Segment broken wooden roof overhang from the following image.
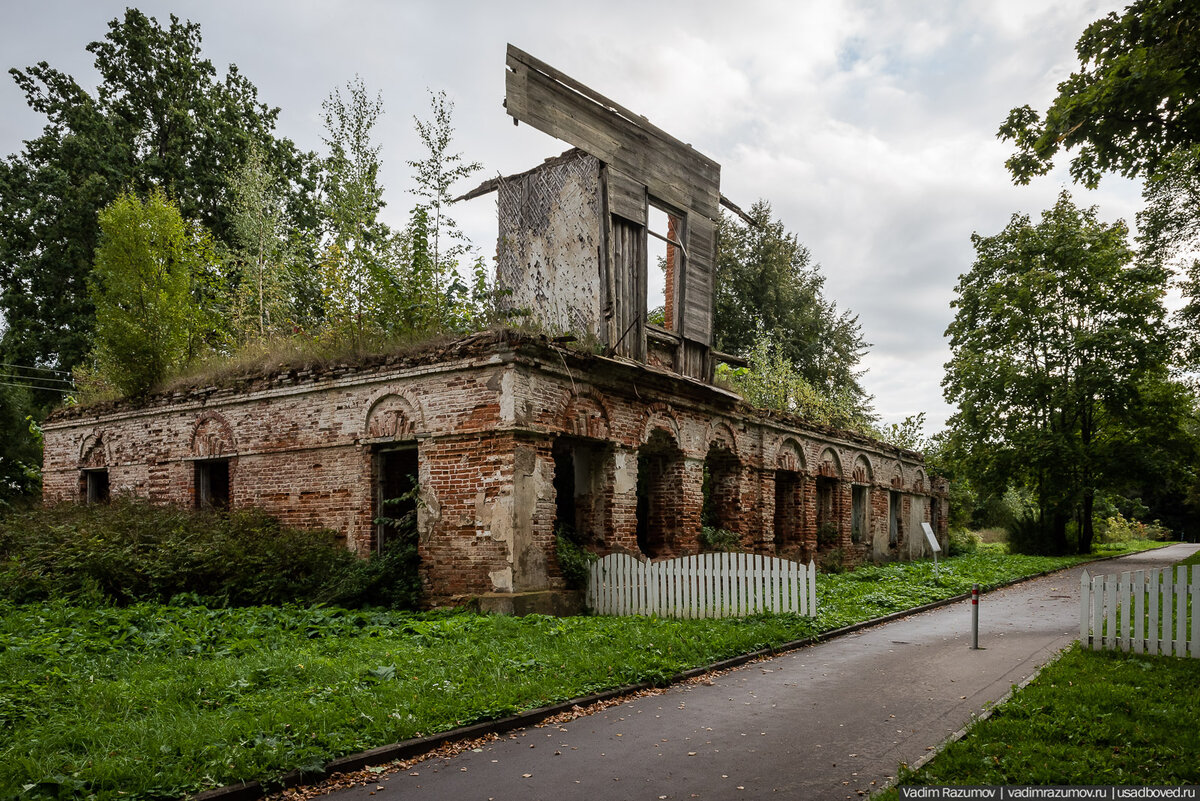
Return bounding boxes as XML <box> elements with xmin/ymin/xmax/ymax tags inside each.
<box><xmin>455</xmin><ymin>46</ymin><xmax>756</xmax><ymax>228</ymax></box>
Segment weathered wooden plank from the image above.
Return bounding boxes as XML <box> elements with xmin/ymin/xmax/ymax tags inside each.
<box><xmin>681</xmin><ymin>213</ymin><xmax>715</xmax><ymax>343</ymax></box>
<box><xmin>1120</xmin><ymin>571</ymin><xmax>1132</xmax><ymax>651</ymax></box>
<box><xmin>1134</xmin><ymin>570</ymin><xmax>1145</xmax><ymax>654</ymax></box>
<box><xmin>1093</xmin><ymin>574</ymin><xmax>1104</xmax><ymax>651</ymax></box>
<box><xmin>1105</xmin><ymin>575</ymin><xmax>1117</xmax><ymax>650</ymax></box>
<box><xmin>1190</xmin><ymin>567</ymin><xmax>1199</xmax><ymax>658</ymax></box>
<box><xmin>607</xmin><ymin>168</ymin><xmax>647</xmax><ymax>224</ymax></box>
<box><xmin>610</xmin><ymin>218</ymin><xmax>646</xmax><ymax>361</ymax></box>
<box><xmin>506</xmin><ymin>47</ymin><xmax>720</xmax><ymax>219</ymax></box>
<box><xmin>1176</xmin><ymin>566</ymin><xmax>1187</xmax><ymax>657</ymax></box>
<box><xmin>1080</xmin><ymin>571</ymin><xmax>1090</xmax><ymax>645</ymax></box>
<box><xmin>1149</xmin><ymin>569</ymin><xmax>1160</xmax><ymax>655</ymax></box>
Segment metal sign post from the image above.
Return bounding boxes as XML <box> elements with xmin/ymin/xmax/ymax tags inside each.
<box><xmin>971</xmin><ymin>583</ymin><xmax>981</xmax><ymax>650</ymax></box>
<box><xmin>922</xmin><ymin>522</ymin><xmax>941</xmax><ymax>579</ymax></box>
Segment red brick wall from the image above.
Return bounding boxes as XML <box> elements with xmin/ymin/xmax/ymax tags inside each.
<box><xmin>42</xmin><ymin>336</ymin><xmax>947</xmax><ymax>600</ymax></box>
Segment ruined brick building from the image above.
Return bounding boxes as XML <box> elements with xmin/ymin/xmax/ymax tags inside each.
<box><xmin>41</xmin><ymin>46</ymin><xmax>947</xmax><ymax>608</ymax></box>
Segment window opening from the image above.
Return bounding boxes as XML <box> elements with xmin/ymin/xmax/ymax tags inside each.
<box><xmin>83</xmin><ymin>469</ymin><xmax>110</xmax><ymax>505</ymax></box>
<box><xmin>636</xmin><ymin>429</ymin><xmax>683</xmax><ymax>559</ymax></box>
<box><xmin>646</xmin><ymin>202</ymin><xmax>684</xmax><ymax>330</ymax></box>
<box><xmin>851</xmin><ymin>485</ymin><xmax>868</xmax><ymax>544</ymax></box>
<box><xmin>195</xmin><ymin>459</ymin><xmax>230</xmax><ymax>510</ymax></box>
<box><xmin>889</xmin><ymin>490</ymin><xmax>902</xmax><ymax>546</ymax></box>
<box><xmin>701</xmin><ymin>445</ymin><xmax>740</xmax><ymax>548</ymax></box>
<box><xmin>375</xmin><ymin>447</ymin><xmax>418</xmax><ymax>554</ymax></box>
<box><xmin>816</xmin><ymin>477</ymin><xmax>838</xmax><ymax>550</ymax></box>
<box><xmin>552</xmin><ymin>439</ymin><xmax>577</xmax><ymax>538</ymax></box>
<box><xmin>773</xmin><ymin>470</ymin><xmax>802</xmax><ymax>552</ymax></box>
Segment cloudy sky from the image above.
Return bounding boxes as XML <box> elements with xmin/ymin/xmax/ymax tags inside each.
<box><xmin>0</xmin><ymin>0</ymin><xmax>1143</xmax><ymax>431</ymax></box>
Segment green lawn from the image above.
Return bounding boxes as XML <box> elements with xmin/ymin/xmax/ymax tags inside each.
<box><xmin>879</xmin><ymin>542</ymin><xmax>1198</xmax><ymax>795</ymax></box>
<box><xmin>0</xmin><ymin>542</ymin><xmax>1166</xmax><ymax>800</ymax></box>
<box><xmin>879</xmin><ymin>644</ymin><xmax>1200</xmax><ymax>794</ymax></box>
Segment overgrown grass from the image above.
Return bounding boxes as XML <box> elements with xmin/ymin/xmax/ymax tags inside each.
<box><xmin>878</xmin><ymin>644</ymin><xmax>1200</xmax><ymax>793</ymax></box>
<box><xmin>0</xmin><ymin>542</ymin><xmax>1163</xmax><ymax>800</ymax></box>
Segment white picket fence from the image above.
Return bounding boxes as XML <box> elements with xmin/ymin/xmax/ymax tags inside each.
<box><xmin>1080</xmin><ymin>565</ymin><xmax>1199</xmax><ymax>657</ymax></box>
<box><xmin>586</xmin><ymin>551</ymin><xmax>817</xmax><ymax>619</ymax></box>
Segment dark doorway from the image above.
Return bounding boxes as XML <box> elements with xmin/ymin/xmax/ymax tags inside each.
<box><xmin>195</xmin><ymin>459</ymin><xmax>230</xmax><ymax>510</ymax></box>
<box><xmin>83</xmin><ymin>469</ymin><xmax>110</xmax><ymax>505</ymax></box>
<box><xmin>773</xmin><ymin>470</ymin><xmax>802</xmax><ymax>551</ymax></box>
<box><xmin>375</xmin><ymin>447</ymin><xmax>418</xmax><ymax>553</ymax></box>
<box><xmin>816</xmin><ymin>477</ymin><xmax>838</xmax><ymax>550</ymax></box>
<box><xmin>852</xmin><ymin>485</ymin><xmax>868</xmax><ymax>544</ymax></box>
<box><xmin>636</xmin><ymin>429</ymin><xmax>683</xmax><ymax>558</ymax></box>
<box><xmin>701</xmin><ymin>445</ymin><xmax>740</xmax><ymax>536</ymax></box>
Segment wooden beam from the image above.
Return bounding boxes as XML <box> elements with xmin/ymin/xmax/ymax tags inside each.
<box><xmin>506</xmin><ymin>44</ymin><xmax>720</xmax><ymax>219</ymax></box>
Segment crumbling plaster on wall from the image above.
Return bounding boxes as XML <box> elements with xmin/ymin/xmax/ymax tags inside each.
<box><xmin>496</xmin><ymin>152</ymin><xmax>604</xmax><ymax>340</ymax></box>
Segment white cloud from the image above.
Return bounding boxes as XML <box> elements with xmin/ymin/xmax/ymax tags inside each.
<box><xmin>1</xmin><ymin>0</ymin><xmax>1144</xmax><ymax>436</ymax></box>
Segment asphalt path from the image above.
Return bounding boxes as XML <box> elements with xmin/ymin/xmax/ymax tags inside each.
<box><xmin>330</xmin><ymin>544</ymin><xmax>1199</xmax><ymax>801</ymax></box>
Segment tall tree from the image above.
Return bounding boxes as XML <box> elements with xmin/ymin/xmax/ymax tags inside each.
<box><xmin>317</xmin><ymin>77</ymin><xmax>392</xmax><ymax>346</ymax></box>
<box><xmin>944</xmin><ymin>192</ymin><xmax>1179</xmax><ymax>553</ymax></box>
<box><xmin>407</xmin><ymin>89</ymin><xmax>481</xmax><ymax>278</ymax></box>
<box><xmin>226</xmin><ymin>143</ymin><xmax>300</xmax><ymax>342</ymax></box>
<box><xmin>90</xmin><ymin>191</ymin><xmax>217</xmax><ymax>396</ymax></box>
<box><xmin>0</xmin><ymin>8</ymin><xmax>313</xmax><ymax>375</ymax></box>
<box><xmin>714</xmin><ymin>201</ymin><xmax>872</xmax><ymax>416</ymax></box>
<box><xmin>998</xmin><ymin>0</ymin><xmax>1200</xmax><ymax>188</ymax></box>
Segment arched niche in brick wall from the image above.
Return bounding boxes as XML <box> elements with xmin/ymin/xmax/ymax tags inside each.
<box><xmin>704</xmin><ymin>420</ymin><xmax>739</xmax><ymax>459</ymax></box>
<box><xmin>191</xmin><ymin>411</ymin><xmax>237</xmax><ymax>458</ymax></box>
<box><xmin>817</xmin><ymin>447</ymin><xmax>842</xmax><ymax>479</ymax></box>
<box><xmin>78</xmin><ymin>431</ymin><xmax>108</xmax><ymax>468</ymax></box>
<box><xmin>773</xmin><ymin>438</ymin><xmax>806</xmax><ymax>473</ymax></box>
<box><xmin>912</xmin><ymin>468</ymin><xmax>925</xmax><ymax>493</ymax></box>
<box><xmin>639</xmin><ymin>403</ymin><xmax>681</xmax><ymax>447</ymax></box>
<box><xmin>852</xmin><ymin>454</ymin><xmax>873</xmax><ymax>485</ymax></box>
<box><xmin>889</xmin><ymin>462</ymin><xmax>905</xmax><ymax>489</ymax></box>
<box><xmin>364</xmin><ymin>391</ymin><xmax>424</xmax><ymax>441</ymax></box>
<box><xmin>562</xmin><ymin>391</ymin><xmax>611</xmax><ymax>440</ymax></box>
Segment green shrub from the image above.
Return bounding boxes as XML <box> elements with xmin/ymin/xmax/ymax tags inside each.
<box><xmin>818</xmin><ymin>547</ymin><xmax>847</xmax><ymax>573</ymax></box>
<box><xmin>816</xmin><ymin>521</ymin><xmax>839</xmax><ymax>549</ymax></box>
<box><xmin>947</xmin><ymin>528</ymin><xmax>980</xmax><ymax>556</ymax></box>
<box><xmin>0</xmin><ymin>499</ymin><xmax>420</xmax><ymax>608</ymax></box>
<box><xmin>1095</xmin><ymin>513</ymin><xmax>1170</xmax><ymax>543</ymax></box>
<box><xmin>699</xmin><ymin>526</ymin><xmax>741</xmax><ymax>552</ymax></box>
<box><xmin>554</xmin><ymin>533</ymin><xmax>596</xmax><ymax>590</ymax></box>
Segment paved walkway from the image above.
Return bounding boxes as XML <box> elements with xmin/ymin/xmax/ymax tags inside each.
<box><xmin>330</xmin><ymin>544</ymin><xmax>1199</xmax><ymax>801</ymax></box>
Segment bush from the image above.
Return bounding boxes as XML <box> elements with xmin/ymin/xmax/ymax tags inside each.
<box><xmin>818</xmin><ymin>547</ymin><xmax>847</xmax><ymax>573</ymax></box>
<box><xmin>699</xmin><ymin>526</ymin><xmax>741</xmax><ymax>552</ymax></box>
<box><xmin>554</xmin><ymin>533</ymin><xmax>596</xmax><ymax>590</ymax></box>
<box><xmin>816</xmin><ymin>521</ymin><xmax>839</xmax><ymax>549</ymax></box>
<box><xmin>1095</xmin><ymin>513</ymin><xmax>1171</xmax><ymax>543</ymax></box>
<box><xmin>947</xmin><ymin>528</ymin><xmax>980</xmax><ymax>556</ymax></box>
<box><xmin>0</xmin><ymin>499</ymin><xmax>420</xmax><ymax>608</ymax></box>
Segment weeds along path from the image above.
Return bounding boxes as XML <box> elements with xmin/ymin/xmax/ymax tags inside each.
<box><xmin>316</xmin><ymin>543</ymin><xmax>1199</xmax><ymax>801</ymax></box>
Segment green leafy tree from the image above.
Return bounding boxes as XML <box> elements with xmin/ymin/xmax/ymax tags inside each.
<box><xmin>714</xmin><ymin>202</ymin><xmax>872</xmax><ymax>416</ymax></box>
<box><xmin>90</xmin><ymin>191</ymin><xmax>217</xmax><ymax>396</ymax></box>
<box><xmin>719</xmin><ymin>325</ymin><xmax>874</xmax><ymax>432</ymax></box>
<box><xmin>0</xmin><ymin>8</ymin><xmax>314</xmax><ymax>377</ymax></box>
<box><xmin>407</xmin><ymin>90</ymin><xmax>482</xmax><ymax>279</ymax></box>
<box><xmin>226</xmin><ymin>144</ymin><xmax>301</xmax><ymax>342</ymax></box>
<box><xmin>318</xmin><ymin>77</ymin><xmax>394</xmax><ymax>347</ymax></box>
<box><xmin>998</xmin><ymin>0</ymin><xmax>1200</xmax><ymax>188</ymax></box>
<box><xmin>944</xmin><ymin>192</ymin><xmax>1179</xmax><ymax>554</ymax></box>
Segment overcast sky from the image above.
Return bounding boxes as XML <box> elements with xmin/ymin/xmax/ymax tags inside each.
<box><xmin>0</xmin><ymin>0</ymin><xmax>1143</xmax><ymax>431</ymax></box>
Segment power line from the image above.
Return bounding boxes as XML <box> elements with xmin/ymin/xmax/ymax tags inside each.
<box><xmin>0</xmin><ymin>362</ymin><xmax>72</xmax><ymax>376</ymax></box>
<box><xmin>0</xmin><ymin>380</ymin><xmax>75</xmax><ymax>395</ymax></box>
<box><xmin>0</xmin><ymin>372</ymin><xmax>75</xmax><ymax>387</ymax></box>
